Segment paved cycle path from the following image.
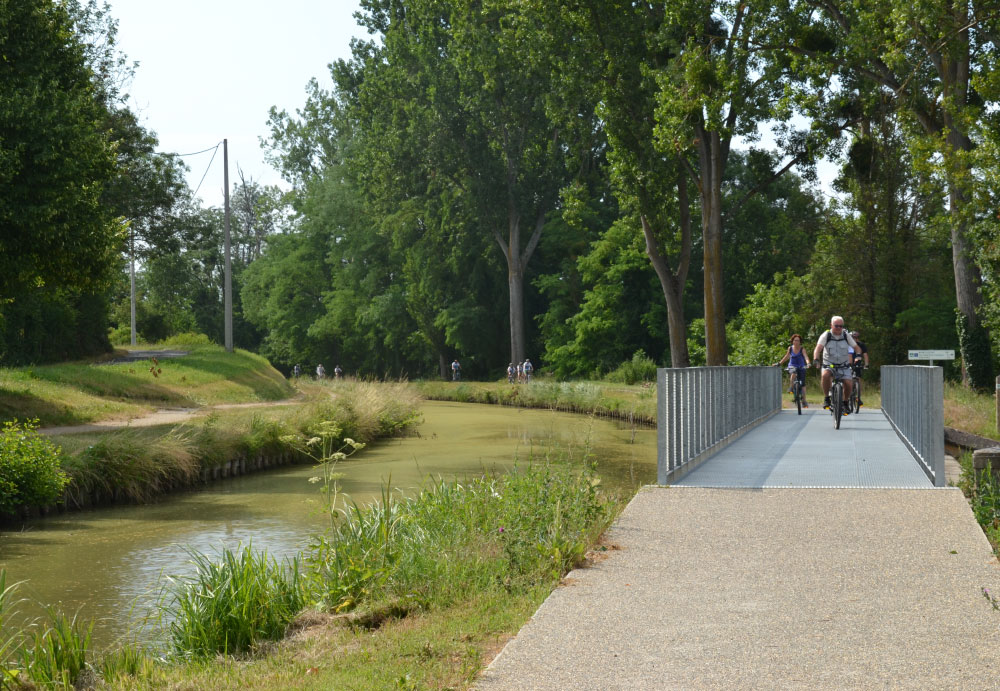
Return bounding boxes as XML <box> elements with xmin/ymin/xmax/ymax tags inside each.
<box><xmin>478</xmin><ymin>410</ymin><xmax>1000</xmax><ymax>689</ymax></box>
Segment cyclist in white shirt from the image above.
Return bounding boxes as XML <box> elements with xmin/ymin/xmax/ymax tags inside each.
<box><xmin>812</xmin><ymin>315</ymin><xmax>860</xmax><ymax>412</ymax></box>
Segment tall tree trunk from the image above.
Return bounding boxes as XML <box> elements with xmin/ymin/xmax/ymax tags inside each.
<box><xmin>699</xmin><ymin>129</ymin><xmax>728</xmax><ymax>365</ymax></box>
<box><xmin>640</xmin><ymin>170</ymin><xmax>692</xmax><ymax>368</ymax></box>
<box><xmin>498</xmin><ymin>207</ymin><xmax>545</xmax><ymax>366</ymax></box>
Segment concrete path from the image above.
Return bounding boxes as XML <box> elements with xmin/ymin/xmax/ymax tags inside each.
<box><xmin>478</xmin><ymin>487</ymin><xmax>1000</xmax><ymax>689</ymax></box>
<box><xmin>478</xmin><ymin>409</ymin><xmax>1000</xmax><ymax>689</ymax></box>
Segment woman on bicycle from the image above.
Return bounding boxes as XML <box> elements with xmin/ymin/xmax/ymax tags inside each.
<box><xmin>774</xmin><ymin>334</ymin><xmax>811</xmax><ymax>408</ymax></box>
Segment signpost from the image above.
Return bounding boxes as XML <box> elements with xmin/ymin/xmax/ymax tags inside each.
<box><xmin>908</xmin><ymin>350</ymin><xmax>956</xmax><ymax>368</ymax></box>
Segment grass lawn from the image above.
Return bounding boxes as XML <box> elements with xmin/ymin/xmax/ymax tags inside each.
<box><xmin>0</xmin><ymin>345</ymin><xmax>293</xmax><ymax>427</ymax></box>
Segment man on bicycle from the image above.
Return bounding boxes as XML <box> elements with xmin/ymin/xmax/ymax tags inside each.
<box><xmin>849</xmin><ymin>330</ymin><xmax>869</xmax><ymax>407</ymax></box>
<box><xmin>813</xmin><ymin>315</ymin><xmax>860</xmax><ymax>412</ymax></box>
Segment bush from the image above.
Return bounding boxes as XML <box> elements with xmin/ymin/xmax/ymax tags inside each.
<box><xmin>605</xmin><ymin>350</ymin><xmax>657</xmax><ymax>385</ymax></box>
<box><xmin>0</xmin><ymin>420</ymin><xmax>68</xmax><ymax>514</ymax></box>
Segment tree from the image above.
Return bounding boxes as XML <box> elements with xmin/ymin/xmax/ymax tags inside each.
<box><xmin>0</xmin><ymin>0</ymin><xmax>120</xmax><ymax>303</ymax></box>
<box><xmin>346</xmin><ymin>0</ymin><xmax>590</xmax><ymax>366</ymax></box>
<box><xmin>799</xmin><ymin>0</ymin><xmax>998</xmax><ymax>386</ymax></box>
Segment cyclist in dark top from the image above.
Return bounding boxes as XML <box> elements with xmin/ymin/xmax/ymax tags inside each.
<box><xmin>849</xmin><ymin>331</ymin><xmax>869</xmax><ymax>407</ymax></box>
<box><xmin>774</xmin><ymin>334</ymin><xmax>812</xmax><ymax>408</ymax></box>
<box><xmin>813</xmin><ymin>315</ymin><xmax>861</xmax><ymax>413</ymax></box>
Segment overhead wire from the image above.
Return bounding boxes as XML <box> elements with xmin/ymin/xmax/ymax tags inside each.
<box><xmin>189</xmin><ymin>142</ymin><xmax>222</xmax><ymax>198</ymax></box>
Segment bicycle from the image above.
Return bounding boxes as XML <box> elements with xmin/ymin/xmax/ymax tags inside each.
<box><xmin>847</xmin><ymin>361</ymin><xmax>864</xmax><ymax>413</ymax></box>
<box><xmin>823</xmin><ymin>364</ymin><xmax>849</xmax><ymax>429</ymax></box>
<box><xmin>787</xmin><ymin>365</ymin><xmax>805</xmax><ymax>415</ymax></box>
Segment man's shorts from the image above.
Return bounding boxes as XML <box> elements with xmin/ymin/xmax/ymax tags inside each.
<box><xmin>827</xmin><ymin>364</ymin><xmax>853</xmax><ymax>381</ymax></box>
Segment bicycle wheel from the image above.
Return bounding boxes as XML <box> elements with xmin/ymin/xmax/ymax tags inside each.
<box><xmin>794</xmin><ymin>380</ymin><xmax>802</xmax><ymax>415</ymax></box>
<box><xmin>833</xmin><ymin>383</ymin><xmax>843</xmax><ymax>429</ymax></box>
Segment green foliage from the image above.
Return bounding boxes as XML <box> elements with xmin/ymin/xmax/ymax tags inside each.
<box><xmin>956</xmin><ymin>310</ymin><xmax>995</xmax><ymax>391</ymax></box>
<box><xmin>161</xmin><ymin>546</ymin><xmax>304</xmax><ymax>658</ymax></box>
<box><xmin>0</xmin><ymin>0</ymin><xmax>120</xmax><ymax>302</ymax></box>
<box><xmin>971</xmin><ymin>469</ymin><xmax>1000</xmax><ymax>530</ymax></box>
<box><xmin>0</xmin><ymin>420</ymin><xmax>68</xmax><ymax>514</ymax></box>
<box><xmin>307</xmin><ymin>462</ymin><xmax>616</xmax><ymax>614</ymax></box>
<box><xmin>605</xmin><ymin>351</ymin><xmax>658</xmax><ymax>385</ymax></box>
<box><xmin>728</xmin><ymin>271</ymin><xmax>819</xmax><ymax>366</ymax></box>
<box><xmin>17</xmin><ymin>609</ymin><xmax>92</xmax><ymax>688</ymax></box>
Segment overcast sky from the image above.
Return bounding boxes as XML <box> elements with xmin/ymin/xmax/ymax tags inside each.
<box><xmin>110</xmin><ymin>0</ymin><xmax>365</xmax><ymax>209</ymax></box>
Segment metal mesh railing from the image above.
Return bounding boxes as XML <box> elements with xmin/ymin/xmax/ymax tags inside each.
<box><xmin>881</xmin><ymin>365</ymin><xmax>945</xmax><ymax>486</ymax></box>
<box><xmin>657</xmin><ymin>367</ymin><xmax>781</xmax><ymax>484</ymax></box>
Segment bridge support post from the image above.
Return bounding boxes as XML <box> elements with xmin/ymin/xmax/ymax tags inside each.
<box><xmin>973</xmin><ymin>447</ymin><xmax>1000</xmax><ymax>489</ymax></box>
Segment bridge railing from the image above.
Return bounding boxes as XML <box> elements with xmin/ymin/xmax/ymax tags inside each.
<box><xmin>881</xmin><ymin>365</ymin><xmax>945</xmax><ymax>486</ymax></box>
<box><xmin>657</xmin><ymin>366</ymin><xmax>781</xmax><ymax>484</ymax></box>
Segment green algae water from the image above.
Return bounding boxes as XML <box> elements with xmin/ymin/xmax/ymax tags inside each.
<box><xmin>0</xmin><ymin>401</ymin><xmax>656</xmax><ymax>649</ymax></box>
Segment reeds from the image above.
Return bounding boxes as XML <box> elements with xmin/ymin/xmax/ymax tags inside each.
<box><xmin>160</xmin><ymin>545</ymin><xmax>305</xmax><ymax>658</ymax></box>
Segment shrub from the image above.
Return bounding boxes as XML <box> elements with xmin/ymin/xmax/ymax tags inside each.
<box><xmin>605</xmin><ymin>350</ymin><xmax>658</xmax><ymax>385</ymax></box>
<box><xmin>0</xmin><ymin>420</ymin><xmax>68</xmax><ymax>514</ymax></box>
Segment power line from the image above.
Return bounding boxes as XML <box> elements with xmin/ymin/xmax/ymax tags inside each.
<box><xmin>174</xmin><ymin>143</ymin><xmax>222</xmax><ymax>157</ymax></box>
<box><xmin>192</xmin><ymin>143</ymin><xmax>221</xmax><ymax>198</ymax></box>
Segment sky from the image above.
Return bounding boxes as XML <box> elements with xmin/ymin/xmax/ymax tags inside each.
<box><xmin>110</xmin><ymin>0</ymin><xmax>365</xmax><ymax>209</ymax></box>
<box><xmin>108</xmin><ymin>1</ymin><xmax>837</xmax><ymax>210</ymax></box>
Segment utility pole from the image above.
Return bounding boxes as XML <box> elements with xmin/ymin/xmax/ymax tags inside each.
<box><xmin>129</xmin><ymin>225</ymin><xmax>136</xmax><ymax>346</ymax></box>
<box><xmin>224</xmin><ymin>138</ymin><xmax>233</xmax><ymax>353</ymax></box>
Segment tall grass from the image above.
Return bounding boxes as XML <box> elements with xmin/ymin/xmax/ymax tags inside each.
<box><xmin>61</xmin><ymin>428</ymin><xmax>200</xmax><ymax>505</ymax></box>
<box><xmin>160</xmin><ymin>546</ymin><xmax>305</xmax><ymax>658</ymax></box>
<box><xmin>944</xmin><ymin>381</ymin><xmax>999</xmax><ymax>439</ymax></box>
<box><xmin>414</xmin><ymin>379</ymin><xmax>656</xmax><ymax>423</ymax></box>
<box><xmin>307</xmin><ymin>460</ymin><xmax>619</xmax><ymax>615</ymax></box>
<box><xmin>0</xmin><ymin>571</ymin><xmax>23</xmax><ymax>688</ymax></box>
<box><xmin>16</xmin><ymin>608</ymin><xmax>93</xmax><ymax>688</ymax></box>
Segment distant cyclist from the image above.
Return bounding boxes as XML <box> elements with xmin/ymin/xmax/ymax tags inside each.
<box><xmin>849</xmin><ymin>331</ymin><xmax>869</xmax><ymax>407</ymax></box>
<box><xmin>813</xmin><ymin>315</ymin><xmax>860</xmax><ymax>412</ymax></box>
<box><xmin>774</xmin><ymin>334</ymin><xmax>811</xmax><ymax>408</ymax></box>
<box><xmin>451</xmin><ymin>359</ymin><xmax>461</xmax><ymax>381</ymax></box>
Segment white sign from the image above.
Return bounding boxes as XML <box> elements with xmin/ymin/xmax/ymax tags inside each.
<box><xmin>908</xmin><ymin>350</ymin><xmax>956</xmax><ymax>360</ymax></box>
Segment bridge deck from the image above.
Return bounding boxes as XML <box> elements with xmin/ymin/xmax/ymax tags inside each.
<box><xmin>674</xmin><ymin>407</ymin><xmax>932</xmax><ymax>488</ymax></box>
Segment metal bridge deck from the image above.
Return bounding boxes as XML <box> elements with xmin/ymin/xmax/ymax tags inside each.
<box><xmin>672</xmin><ymin>407</ymin><xmax>932</xmax><ymax>488</ymax></box>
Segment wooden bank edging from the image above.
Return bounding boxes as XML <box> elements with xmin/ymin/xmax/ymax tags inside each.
<box><xmin>8</xmin><ymin>448</ymin><xmax>313</xmax><ymax>525</ymax></box>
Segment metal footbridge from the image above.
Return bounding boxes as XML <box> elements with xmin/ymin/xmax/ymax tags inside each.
<box><xmin>477</xmin><ymin>366</ymin><xmax>1000</xmax><ymax>689</ymax></box>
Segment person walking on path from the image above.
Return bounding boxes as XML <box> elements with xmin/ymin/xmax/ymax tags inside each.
<box><xmin>316</xmin><ymin>363</ymin><xmax>326</xmax><ymax>379</ymax></box>
<box><xmin>334</xmin><ymin>364</ymin><xmax>343</xmax><ymax>379</ymax></box>
<box><xmin>774</xmin><ymin>334</ymin><xmax>811</xmax><ymax>408</ymax></box>
<box><xmin>523</xmin><ymin>359</ymin><xmax>533</xmax><ymax>382</ymax></box>
<box><xmin>451</xmin><ymin>359</ymin><xmax>461</xmax><ymax>381</ymax></box>
<box><xmin>293</xmin><ymin>363</ymin><xmax>301</xmax><ymax>378</ymax></box>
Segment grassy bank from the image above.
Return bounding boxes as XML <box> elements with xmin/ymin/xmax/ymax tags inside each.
<box><xmin>0</xmin><ymin>344</ymin><xmax>293</xmax><ymax>428</ymax></box>
<box><xmin>2</xmin><ymin>378</ymin><xmax>422</xmax><ymax>520</ymax></box>
<box><xmin>2</xmin><ymin>458</ymin><xmax>622</xmax><ymax>689</ymax></box>
<box><xmin>414</xmin><ymin>378</ymin><xmax>657</xmax><ymax>424</ymax></box>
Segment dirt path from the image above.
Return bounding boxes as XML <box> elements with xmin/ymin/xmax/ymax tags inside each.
<box><xmin>40</xmin><ymin>397</ymin><xmax>306</xmax><ymax>436</ymax></box>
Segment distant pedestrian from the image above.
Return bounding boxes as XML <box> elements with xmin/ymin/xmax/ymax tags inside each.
<box><xmin>516</xmin><ymin>363</ymin><xmax>524</xmax><ymax>383</ymax></box>
<box><xmin>451</xmin><ymin>359</ymin><xmax>461</xmax><ymax>381</ymax></box>
<box><xmin>293</xmin><ymin>363</ymin><xmax>302</xmax><ymax>378</ymax></box>
<box><xmin>334</xmin><ymin>364</ymin><xmax>343</xmax><ymax>379</ymax></box>
<box><xmin>523</xmin><ymin>358</ymin><xmax>533</xmax><ymax>382</ymax></box>
<box><xmin>507</xmin><ymin>362</ymin><xmax>515</xmax><ymax>384</ymax></box>
<box><xmin>316</xmin><ymin>363</ymin><xmax>326</xmax><ymax>379</ymax></box>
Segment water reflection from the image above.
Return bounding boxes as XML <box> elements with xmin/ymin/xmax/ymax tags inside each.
<box><xmin>0</xmin><ymin>400</ymin><xmax>656</xmax><ymax>648</ymax></box>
